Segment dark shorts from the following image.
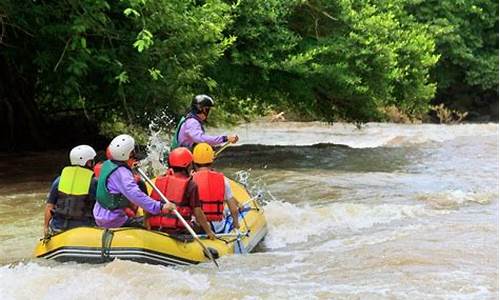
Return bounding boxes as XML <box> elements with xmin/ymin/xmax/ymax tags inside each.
<box><xmin>49</xmin><ymin>217</ymin><xmax>95</xmax><ymax>233</ymax></box>
<box><xmin>122</xmin><ymin>216</ymin><xmax>145</xmax><ymax>228</ymax></box>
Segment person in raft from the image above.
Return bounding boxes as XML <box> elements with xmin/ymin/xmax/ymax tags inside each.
<box><xmin>93</xmin><ymin>146</ymin><xmax>145</xmax><ymax>218</ymax></box>
<box><xmin>148</xmin><ymin>147</ymin><xmax>217</xmax><ymax>240</ymax></box>
<box><xmin>92</xmin><ymin>147</ymin><xmax>112</xmax><ymax>179</ymax></box>
<box><xmin>170</xmin><ymin>94</ymin><xmax>239</xmax><ymax>150</ymax></box>
<box><xmin>192</xmin><ymin>143</ymin><xmax>240</xmax><ymax>233</ymax></box>
<box><xmin>44</xmin><ymin>145</ymin><xmax>97</xmax><ymax>235</ymax></box>
<box><xmin>93</xmin><ymin>134</ymin><xmax>175</xmax><ymax>228</ymax></box>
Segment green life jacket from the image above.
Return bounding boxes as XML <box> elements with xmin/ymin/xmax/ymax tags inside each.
<box><xmin>170</xmin><ymin>113</ymin><xmax>205</xmax><ymax>150</ymax></box>
<box><xmin>170</xmin><ymin>116</ymin><xmax>187</xmax><ymax>150</ymax></box>
<box><xmin>54</xmin><ymin>166</ymin><xmax>94</xmax><ymax>220</ymax></box>
<box><xmin>96</xmin><ymin>160</ymin><xmax>130</xmax><ymax>210</ymax></box>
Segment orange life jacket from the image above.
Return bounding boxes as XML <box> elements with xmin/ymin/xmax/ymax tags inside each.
<box><xmin>148</xmin><ymin>170</ymin><xmax>192</xmax><ymax>230</ymax></box>
<box><xmin>192</xmin><ymin>169</ymin><xmax>225</xmax><ymax>222</ymax></box>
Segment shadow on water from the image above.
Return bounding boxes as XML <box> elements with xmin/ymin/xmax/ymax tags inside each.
<box><xmin>0</xmin><ymin>151</ymin><xmax>67</xmax><ymax>194</ymax></box>
<box><xmin>215</xmin><ymin>144</ymin><xmax>418</xmax><ymax>173</ymax></box>
<box><xmin>0</xmin><ymin>143</ymin><xmax>420</xmax><ymax>193</ymax></box>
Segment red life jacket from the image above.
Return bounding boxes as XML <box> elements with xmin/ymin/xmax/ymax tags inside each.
<box><xmin>93</xmin><ymin>162</ymin><xmax>103</xmax><ymax>179</ymax></box>
<box><xmin>148</xmin><ymin>170</ymin><xmax>192</xmax><ymax>230</ymax></box>
<box><xmin>192</xmin><ymin>169</ymin><xmax>225</xmax><ymax>222</ymax></box>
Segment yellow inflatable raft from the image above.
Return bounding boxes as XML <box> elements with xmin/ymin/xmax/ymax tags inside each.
<box><xmin>34</xmin><ymin>179</ymin><xmax>267</xmax><ymax>266</ymax></box>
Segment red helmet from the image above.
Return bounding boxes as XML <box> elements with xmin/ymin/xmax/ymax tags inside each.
<box><xmin>168</xmin><ymin>147</ymin><xmax>193</xmax><ymax>168</ymax></box>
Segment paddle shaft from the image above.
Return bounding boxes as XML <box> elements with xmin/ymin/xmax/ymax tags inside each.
<box><xmin>239</xmin><ymin>194</ymin><xmax>261</xmax><ymax>209</ymax></box>
<box><xmin>214</xmin><ymin>142</ymin><xmax>231</xmax><ymax>157</ymax></box>
<box><xmin>135</xmin><ymin>167</ymin><xmax>219</xmax><ymax>269</ymax></box>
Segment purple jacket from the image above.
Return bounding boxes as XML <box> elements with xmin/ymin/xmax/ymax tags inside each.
<box><xmin>93</xmin><ymin>166</ymin><xmax>161</xmax><ymax>228</ymax></box>
<box><xmin>178</xmin><ymin>114</ymin><xmax>227</xmax><ymax>148</ymax></box>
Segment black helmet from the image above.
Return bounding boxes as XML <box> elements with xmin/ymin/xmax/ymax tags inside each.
<box><xmin>192</xmin><ymin>94</ymin><xmax>215</xmax><ymax>113</ymax></box>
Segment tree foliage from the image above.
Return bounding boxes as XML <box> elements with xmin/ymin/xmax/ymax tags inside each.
<box><xmin>405</xmin><ymin>0</ymin><xmax>498</xmax><ymax>115</ymax></box>
<box><xmin>212</xmin><ymin>0</ymin><xmax>439</xmax><ymax>120</ymax></box>
<box><xmin>3</xmin><ymin>0</ymin><xmax>234</xmax><ymax>121</ymax></box>
<box><xmin>0</xmin><ymin>0</ymin><xmax>497</xmax><ymax>149</ymax></box>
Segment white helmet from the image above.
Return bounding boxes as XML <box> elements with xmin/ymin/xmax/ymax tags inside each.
<box><xmin>69</xmin><ymin>145</ymin><xmax>97</xmax><ymax>167</ymax></box>
<box><xmin>109</xmin><ymin>134</ymin><xmax>135</xmax><ymax>161</ymax></box>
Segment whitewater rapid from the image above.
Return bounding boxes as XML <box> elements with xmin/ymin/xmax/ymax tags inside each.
<box><xmin>0</xmin><ymin>122</ymin><xmax>497</xmax><ymax>299</ymax></box>
<box><xmin>209</xmin><ymin>122</ymin><xmax>498</xmax><ymax>148</ymax></box>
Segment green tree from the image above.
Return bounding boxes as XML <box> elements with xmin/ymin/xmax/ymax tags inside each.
<box><xmin>0</xmin><ymin>0</ymin><xmax>496</xmax><ymax>150</ymax></box>
<box><xmin>0</xmin><ymin>0</ymin><xmax>235</xmax><ymax>149</ymax></box>
<box><xmin>212</xmin><ymin>0</ymin><xmax>439</xmax><ymax>121</ymax></box>
<box><xmin>406</xmin><ymin>0</ymin><xmax>499</xmax><ymax>117</ymax></box>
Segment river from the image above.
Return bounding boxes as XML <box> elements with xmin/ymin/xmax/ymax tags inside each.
<box><xmin>0</xmin><ymin>122</ymin><xmax>497</xmax><ymax>299</ymax></box>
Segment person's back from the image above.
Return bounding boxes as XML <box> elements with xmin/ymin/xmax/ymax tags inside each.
<box><xmin>192</xmin><ymin>168</ymin><xmax>225</xmax><ymax>222</ymax></box>
<box><xmin>148</xmin><ymin>169</ymin><xmax>195</xmax><ymax>233</ymax></box>
<box><xmin>192</xmin><ymin>143</ymin><xmax>240</xmax><ymax>233</ymax></box>
<box><xmin>148</xmin><ymin>147</ymin><xmax>216</xmax><ymax>239</ymax></box>
<box><xmin>94</xmin><ymin>147</ymin><xmax>142</xmax><ymax>218</ymax></box>
<box><xmin>93</xmin><ymin>134</ymin><xmax>174</xmax><ymax>228</ymax></box>
<box><xmin>44</xmin><ymin>145</ymin><xmax>97</xmax><ymax>235</ymax></box>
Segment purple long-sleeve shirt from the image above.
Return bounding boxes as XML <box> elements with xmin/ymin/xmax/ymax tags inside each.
<box><xmin>178</xmin><ymin>116</ymin><xmax>227</xmax><ymax>148</ymax></box>
<box><xmin>93</xmin><ymin>166</ymin><xmax>161</xmax><ymax>228</ymax></box>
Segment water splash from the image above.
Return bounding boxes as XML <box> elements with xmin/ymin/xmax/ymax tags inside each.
<box><xmin>232</xmin><ymin>169</ymin><xmax>274</xmax><ymax>206</ymax></box>
<box><xmin>233</xmin><ymin>169</ymin><xmax>251</xmax><ymax>186</ymax></box>
<box><xmin>140</xmin><ymin>111</ymin><xmax>176</xmax><ymax>176</ymax></box>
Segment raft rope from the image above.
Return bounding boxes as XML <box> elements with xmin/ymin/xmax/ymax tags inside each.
<box><xmin>214</xmin><ymin>231</ymin><xmax>250</xmax><ymax>245</ymax></box>
<box><xmin>40</xmin><ymin>226</ymin><xmax>65</xmax><ymax>245</ymax></box>
<box><xmin>209</xmin><ymin>205</ymin><xmax>252</xmax><ymax>251</ymax></box>
<box><xmin>40</xmin><ymin>234</ymin><xmax>52</xmax><ymax>245</ymax></box>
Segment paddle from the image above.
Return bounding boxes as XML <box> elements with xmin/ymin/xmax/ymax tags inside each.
<box><xmin>135</xmin><ymin>167</ymin><xmax>220</xmax><ymax>269</ymax></box>
<box><xmin>214</xmin><ymin>142</ymin><xmax>231</xmax><ymax>157</ymax></box>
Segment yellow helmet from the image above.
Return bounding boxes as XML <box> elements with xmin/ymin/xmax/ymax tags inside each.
<box><xmin>193</xmin><ymin>143</ymin><xmax>215</xmax><ymax>164</ymax></box>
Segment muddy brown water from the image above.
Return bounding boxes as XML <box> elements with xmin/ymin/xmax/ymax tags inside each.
<box><xmin>0</xmin><ymin>122</ymin><xmax>497</xmax><ymax>299</ymax></box>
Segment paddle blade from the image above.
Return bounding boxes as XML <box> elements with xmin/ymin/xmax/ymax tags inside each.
<box><xmin>204</xmin><ymin>247</ymin><xmax>220</xmax><ymax>260</ymax></box>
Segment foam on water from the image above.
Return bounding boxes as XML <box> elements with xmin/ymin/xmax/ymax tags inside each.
<box><xmin>416</xmin><ymin>189</ymin><xmax>496</xmax><ymax>209</ymax></box>
<box><xmin>262</xmin><ymin>200</ymin><xmax>447</xmax><ymax>249</ymax></box>
<box><xmin>312</xmin><ymin>224</ymin><xmax>427</xmax><ymax>252</ymax></box>
<box><xmin>317</xmin><ymin>269</ymin><xmax>493</xmax><ymax>300</ymax></box>
<box><xmin>208</xmin><ymin>122</ymin><xmax>498</xmax><ymax>148</ymax></box>
<box><xmin>0</xmin><ymin>260</ymin><xmax>210</xmax><ymax>300</ymax></box>
<box><xmin>0</xmin><ymin>122</ymin><xmax>496</xmax><ymax>299</ymax></box>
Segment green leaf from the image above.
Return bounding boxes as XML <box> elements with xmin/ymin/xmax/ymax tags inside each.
<box><xmin>148</xmin><ymin>68</ymin><xmax>164</xmax><ymax>80</ymax></box>
<box><xmin>133</xmin><ymin>40</ymin><xmax>145</xmax><ymax>52</ymax></box>
<box><xmin>124</xmin><ymin>8</ymin><xmax>140</xmax><ymax>17</ymax></box>
<box><xmin>115</xmin><ymin>71</ymin><xmax>129</xmax><ymax>84</ymax></box>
